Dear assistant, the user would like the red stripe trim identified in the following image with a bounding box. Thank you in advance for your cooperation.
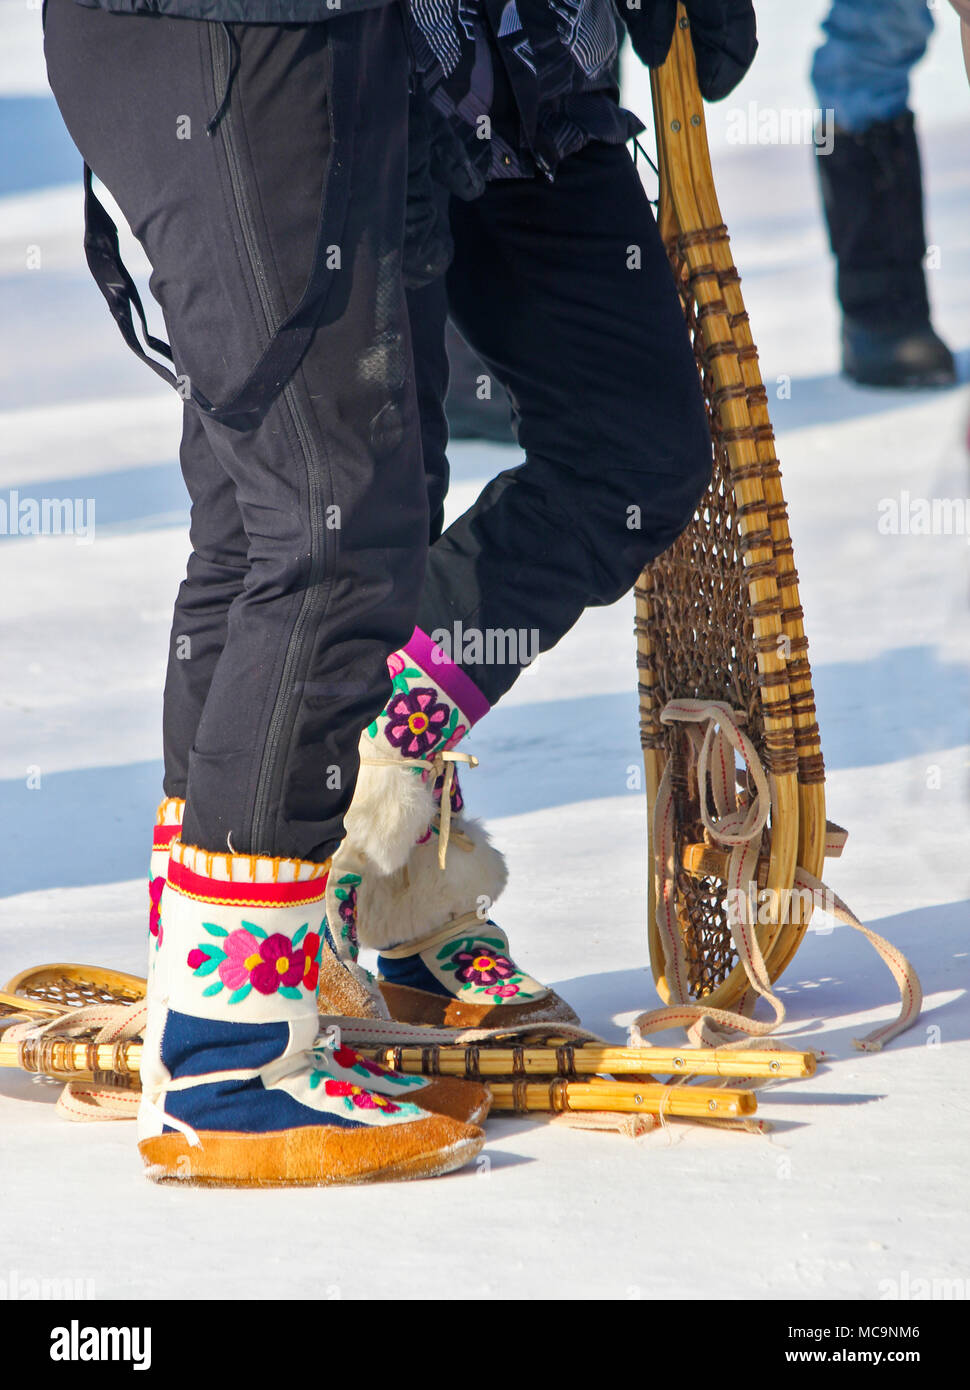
[168,857,329,907]
[152,823,182,850]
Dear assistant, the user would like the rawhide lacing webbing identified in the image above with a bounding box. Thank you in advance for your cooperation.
[633,698,922,1051]
[6,998,147,1121]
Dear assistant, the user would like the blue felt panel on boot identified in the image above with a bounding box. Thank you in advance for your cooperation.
[163,1076,364,1135]
[162,1011,291,1078]
[378,952,453,998]
[160,1011,365,1135]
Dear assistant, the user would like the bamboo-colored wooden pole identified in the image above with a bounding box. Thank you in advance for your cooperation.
[363,1044,815,1080]
[1,1035,812,1083]
[1,1036,779,1121]
[635,23,678,992]
[489,1079,757,1118]
[0,1036,142,1081]
[633,573,668,1006]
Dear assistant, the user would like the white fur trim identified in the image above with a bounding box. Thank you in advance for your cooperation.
[341,735,437,876]
[356,817,508,952]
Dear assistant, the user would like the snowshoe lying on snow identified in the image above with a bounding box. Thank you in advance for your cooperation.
[139,835,488,1187]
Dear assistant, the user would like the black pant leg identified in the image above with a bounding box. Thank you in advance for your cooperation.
[162,405,249,801]
[405,274,451,543]
[45,0,426,862]
[416,141,711,705]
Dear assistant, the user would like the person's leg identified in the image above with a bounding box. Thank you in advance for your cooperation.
[178,26,432,863]
[811,0,954,386]
[148,407,246,949]
[421,140,712,705]
[812,0,933,131]
[443,319,515,445]
[405,274,452,544]
[162,405,249,802]
[52,5,430,862]
[44,0,484,1183]
[342,141,711,1027]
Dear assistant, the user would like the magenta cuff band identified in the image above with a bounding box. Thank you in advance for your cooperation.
[403,627,491,725]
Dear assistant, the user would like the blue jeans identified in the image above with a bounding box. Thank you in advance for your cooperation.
[812,0,934,132]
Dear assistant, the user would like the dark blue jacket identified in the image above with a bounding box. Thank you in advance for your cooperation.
[72,0,388,17]
[409,1,756,198]
[403,1,756,283]
[71,0,755,90]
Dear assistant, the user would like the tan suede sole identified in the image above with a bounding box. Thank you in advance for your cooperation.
[378,980,580,1029]
[417,1077,492,1126]
[139,1115,485,1188]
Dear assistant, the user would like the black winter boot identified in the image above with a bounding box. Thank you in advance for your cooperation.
[816,109,956,389]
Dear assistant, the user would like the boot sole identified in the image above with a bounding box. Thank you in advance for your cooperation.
[139,1116,484,1188]
[417,1077,493,1126]
[379,979,580,1030]
[844,365,957,389]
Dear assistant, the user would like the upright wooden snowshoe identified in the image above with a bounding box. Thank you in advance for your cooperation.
[634,8,918,1046]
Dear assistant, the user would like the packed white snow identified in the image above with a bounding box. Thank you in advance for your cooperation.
[0,0,967,1300]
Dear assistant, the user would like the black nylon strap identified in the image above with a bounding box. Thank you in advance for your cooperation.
[83,164,176,375]
[81,29,357,433]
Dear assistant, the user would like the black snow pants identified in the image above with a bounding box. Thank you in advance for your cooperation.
[44,0,425,863]
[408,140,713,705]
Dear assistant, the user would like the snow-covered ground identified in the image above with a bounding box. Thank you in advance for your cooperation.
[0,0,967,1301]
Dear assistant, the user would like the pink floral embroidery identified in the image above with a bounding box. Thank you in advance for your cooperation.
[453,948,515,988]
[383,688,451,758]
[188,922,320,1001]
[148,875,165,947]
[301,932,321,993]
[250,933,304,995]
[217,929,306,994]
[333,1044,393,1079]
[387,652,406,678]
[219,928,262,992]
[484,982,521,999]
[323,1079,401,1113]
